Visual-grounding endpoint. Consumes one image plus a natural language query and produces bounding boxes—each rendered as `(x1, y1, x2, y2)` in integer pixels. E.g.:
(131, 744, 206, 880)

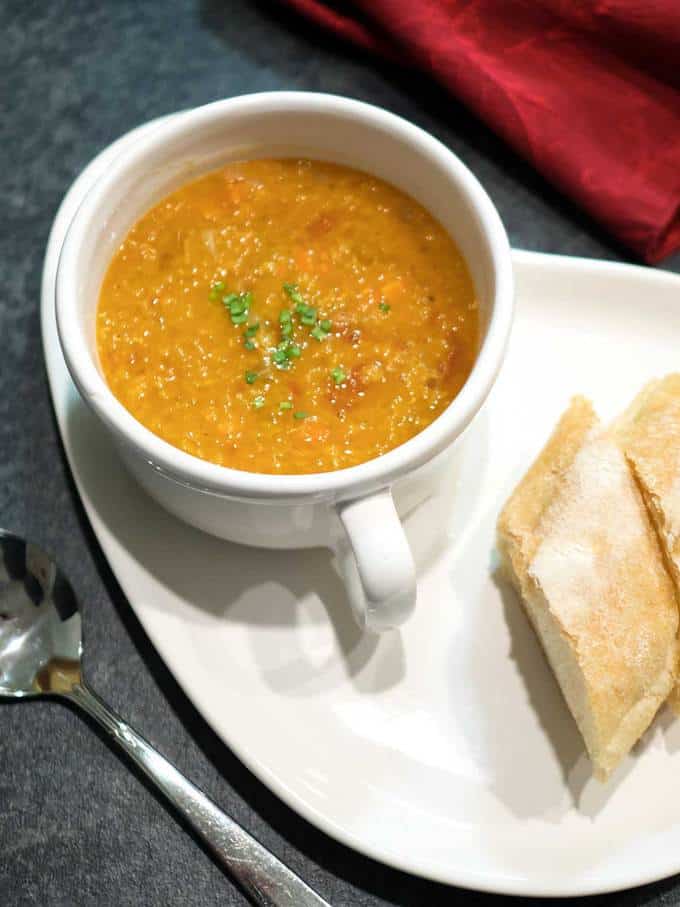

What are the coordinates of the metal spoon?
(0, 530, 330, 906)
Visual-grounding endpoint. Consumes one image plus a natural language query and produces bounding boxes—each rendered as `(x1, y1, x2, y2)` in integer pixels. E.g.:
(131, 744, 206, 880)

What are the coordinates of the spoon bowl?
(0, 531, 82, 697)
(0, 529, 328, 906)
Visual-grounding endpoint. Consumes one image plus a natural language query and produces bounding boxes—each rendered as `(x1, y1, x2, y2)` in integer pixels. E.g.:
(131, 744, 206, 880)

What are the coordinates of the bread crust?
(615, 375, 680, 586)
(616, 375, 680, 713)
(498, 398, 678, 780)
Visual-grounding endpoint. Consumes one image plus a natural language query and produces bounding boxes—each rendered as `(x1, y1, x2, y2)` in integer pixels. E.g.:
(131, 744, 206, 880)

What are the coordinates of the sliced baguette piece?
(498, 398, 678, 780)
(615, 375, 680, 587)
(615, 375, 680, 711)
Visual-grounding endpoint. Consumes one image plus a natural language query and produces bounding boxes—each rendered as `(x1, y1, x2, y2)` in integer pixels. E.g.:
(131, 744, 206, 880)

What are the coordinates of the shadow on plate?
(495, 567, 634, 814)
(65, 395, 413, 694)
(654, 705, 680, 756)
(63, 360, 493, 699)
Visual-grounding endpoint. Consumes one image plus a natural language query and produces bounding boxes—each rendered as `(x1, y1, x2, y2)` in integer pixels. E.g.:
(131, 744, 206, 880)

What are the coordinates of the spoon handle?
(67, 683, 330, 907)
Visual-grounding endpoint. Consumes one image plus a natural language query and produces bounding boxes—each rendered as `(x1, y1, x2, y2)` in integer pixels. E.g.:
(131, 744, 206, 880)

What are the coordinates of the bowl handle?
(334, 489, 416, 632)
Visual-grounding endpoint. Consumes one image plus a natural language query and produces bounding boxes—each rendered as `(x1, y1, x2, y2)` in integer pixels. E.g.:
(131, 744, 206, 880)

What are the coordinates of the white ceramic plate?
(42, 120, 680, 898)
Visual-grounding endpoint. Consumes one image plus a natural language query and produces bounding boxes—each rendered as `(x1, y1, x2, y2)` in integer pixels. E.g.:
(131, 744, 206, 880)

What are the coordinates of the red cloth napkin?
(282, 0, 680, 263)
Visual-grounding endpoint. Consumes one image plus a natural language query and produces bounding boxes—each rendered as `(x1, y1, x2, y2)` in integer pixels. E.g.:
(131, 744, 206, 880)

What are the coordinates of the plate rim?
(41, 116, 680, 898)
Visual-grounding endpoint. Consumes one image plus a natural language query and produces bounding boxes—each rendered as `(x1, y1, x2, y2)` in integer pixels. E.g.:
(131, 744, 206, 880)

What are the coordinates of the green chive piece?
(279, 401, 293, 411)
(279, 309, 292, 324)
(209, 280, 225, 300)
(310, 324, 326, 341)
(331, 367, 346, 385)
(283, 283, 305, 307)
(244, 339, 256, 351)
(223, 291, 252, 325)
(288, 344, 301, 358)
(253, 395, 265, 409)
(379, 302, 391, 313)
(294, 411, 307, 420)
(244, 322, 260, 337)
(320, 319, 332, 332)
(272, 349, 289, 367)
(300, 308, 317, 326)
(245, 370, 258, 384)
(281, 322, 293, 338)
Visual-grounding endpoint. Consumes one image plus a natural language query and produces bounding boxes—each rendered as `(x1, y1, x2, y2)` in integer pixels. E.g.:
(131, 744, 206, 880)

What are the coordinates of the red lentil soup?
(97, 159, 479, 474)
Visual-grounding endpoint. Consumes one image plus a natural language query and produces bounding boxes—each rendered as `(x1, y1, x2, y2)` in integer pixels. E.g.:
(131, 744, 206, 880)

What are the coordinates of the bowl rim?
(55, 91, 514, 501)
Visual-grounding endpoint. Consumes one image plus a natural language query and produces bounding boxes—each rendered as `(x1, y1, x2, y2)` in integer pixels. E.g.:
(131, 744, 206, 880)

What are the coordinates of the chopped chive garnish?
(253, 395, 265, 409)
(209, 280, 226, 300)
(272, 349, 289, 367)
(283, 283, 305, 307)
(283, 283, 331, 344)
(279, 401, 293, 411)
(245, 370, 258, 384)
(293, 411, 308, 420)
(331, 367, 346, 385)
(272, 338, 301, 367)
(244, 321, 260, 348)
(224, 295, 245, 314)
(379, 302, 391, 313)
(223, 291, 252, 325)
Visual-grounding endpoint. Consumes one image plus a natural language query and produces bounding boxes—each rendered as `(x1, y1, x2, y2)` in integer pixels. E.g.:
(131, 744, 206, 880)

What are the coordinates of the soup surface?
(97, 159, 479, 474)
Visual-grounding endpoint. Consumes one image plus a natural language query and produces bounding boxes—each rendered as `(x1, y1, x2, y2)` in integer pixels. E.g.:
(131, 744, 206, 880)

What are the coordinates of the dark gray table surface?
(2, 2, 680, 905)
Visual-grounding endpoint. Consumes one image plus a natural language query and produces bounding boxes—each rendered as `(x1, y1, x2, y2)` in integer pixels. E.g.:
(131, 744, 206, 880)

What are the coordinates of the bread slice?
(615, 375, 680, 587)
(497, 398, 678, 780)
(615, 375, 680, 710)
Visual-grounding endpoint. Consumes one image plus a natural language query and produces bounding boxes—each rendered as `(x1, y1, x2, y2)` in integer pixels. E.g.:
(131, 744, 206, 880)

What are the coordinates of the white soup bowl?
(56, 92, 513, 633)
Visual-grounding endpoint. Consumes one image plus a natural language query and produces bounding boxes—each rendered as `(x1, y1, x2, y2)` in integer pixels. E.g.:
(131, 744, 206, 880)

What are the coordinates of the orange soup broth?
(97, 159, 479, 474)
